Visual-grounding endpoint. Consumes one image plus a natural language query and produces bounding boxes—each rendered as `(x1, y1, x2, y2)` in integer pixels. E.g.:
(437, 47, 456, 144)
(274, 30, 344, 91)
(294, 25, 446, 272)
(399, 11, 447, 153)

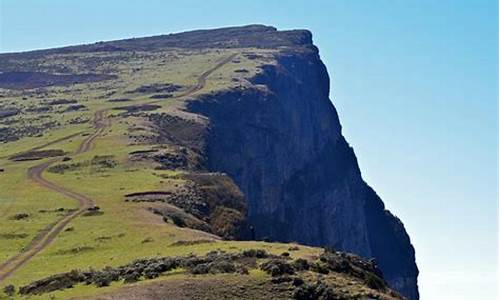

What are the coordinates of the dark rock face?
(189, 43, 419, 298)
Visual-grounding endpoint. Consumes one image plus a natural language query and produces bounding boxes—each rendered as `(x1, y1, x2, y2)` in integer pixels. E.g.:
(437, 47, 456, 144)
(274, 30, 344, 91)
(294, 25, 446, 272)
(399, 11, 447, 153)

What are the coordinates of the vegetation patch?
(108, 98, 131, 102)
(10, 149, 65, 161)
(82, 206, 103, 217)
(3, 285, 15, 297)
(0, 107, 20, 118)
(150, 206, 211, 233)
(68, 116, 90, 124)
(149, 93, 173, 99)
(46, 99, 78, 105)
(54, 246, 96, 256)
(10, 213, 30, 220)
(0, 232, 29, 239)
(125, 173, 248, 239)
(64, 104, 87, 112)
(48, 155, 117, 174)
(0, 71, 117, 90)
(148, 113, 206, 152)
(114, 104, 161, 114)
(26, 105, 51, 113)
(39, 207, 75, 214)
(210, 206, 246, 240)
(13, 248, 401, 299)
(260, 259, 295, 277)
(125, 191, 173, 202)
(126, 83, 181, 94)
(91, 155, 118, 170)
(15, 251, 232, 295)
(169, 239, 215, 247)
(129, 147, 190, 170)
(48, 161, 86, 174)
(0, 120, 59, 142)
(95, 236, 113, 242)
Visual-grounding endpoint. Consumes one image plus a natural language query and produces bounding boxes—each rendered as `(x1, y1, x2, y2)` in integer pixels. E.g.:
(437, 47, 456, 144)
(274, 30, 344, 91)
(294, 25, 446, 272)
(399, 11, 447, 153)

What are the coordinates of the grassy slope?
(0, 47, 311, 298)
(0, 44, 400, 300)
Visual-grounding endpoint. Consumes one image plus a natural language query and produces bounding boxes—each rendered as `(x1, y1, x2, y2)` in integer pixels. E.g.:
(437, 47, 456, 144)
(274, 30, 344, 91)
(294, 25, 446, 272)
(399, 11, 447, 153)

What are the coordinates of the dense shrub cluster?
(293, 281, 337, 300)
(18, 257, 180, 295)
(257, 249, 391, 300)
(317, 251, 387, 291)
(12, 248, 393, 299)
(48, 155, 117, 174)
(17, 249, 273, 296)
(260, 259, 295, 277)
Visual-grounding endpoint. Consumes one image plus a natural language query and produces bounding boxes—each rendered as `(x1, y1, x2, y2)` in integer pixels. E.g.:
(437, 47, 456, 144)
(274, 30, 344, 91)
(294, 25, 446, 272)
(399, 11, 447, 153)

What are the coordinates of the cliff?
(188, 28, 419, 299)
(0, 24, 418, 300)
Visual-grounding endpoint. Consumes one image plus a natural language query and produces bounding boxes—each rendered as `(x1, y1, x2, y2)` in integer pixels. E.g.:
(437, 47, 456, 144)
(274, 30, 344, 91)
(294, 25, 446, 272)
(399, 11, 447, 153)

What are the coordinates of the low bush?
(242, 249, 268, 258)
(292, 258, 309, 271)
(260, 259, 295, 277)
(11, 213, 29, 220)
(3, 285, 15, 297)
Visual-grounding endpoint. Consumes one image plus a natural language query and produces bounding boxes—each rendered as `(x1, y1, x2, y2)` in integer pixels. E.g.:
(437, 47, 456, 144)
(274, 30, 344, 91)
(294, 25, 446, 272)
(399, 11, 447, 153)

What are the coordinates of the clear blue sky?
(1, 1, 498, 299)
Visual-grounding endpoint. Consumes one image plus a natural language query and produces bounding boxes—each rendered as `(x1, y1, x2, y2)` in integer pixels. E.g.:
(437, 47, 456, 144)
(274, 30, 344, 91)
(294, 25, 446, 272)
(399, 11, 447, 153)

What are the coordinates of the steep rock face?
(189, 46, 419, 298)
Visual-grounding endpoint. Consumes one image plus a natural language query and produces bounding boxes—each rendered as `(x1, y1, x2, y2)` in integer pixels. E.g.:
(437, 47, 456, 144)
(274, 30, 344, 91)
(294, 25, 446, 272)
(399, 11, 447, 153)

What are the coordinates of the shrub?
(91, 155, 117, 169)
(19, 270, 83, 295)
(271, 276, 293, 284)
(12, 213, 29, 220)
(310, 262, 329, 274)
(292, 277, 304, 287)
(260, 259, 295, 277)
(3, 285, 15, 297)
(93, 273, 112, 287)
(292, 258, 309, 271)
(293, 282, 336, 300)
(209, 259, 236, 274)
(237, 266, 249, 274)
(293, 283, 317, 300)
(47, 162, 84, 174)
(242, 249, 268, 258)
(190, 263, 210, 274)
(170, 214, 186, 227)
(364, 272, 386, 291)
(123, 272, 141, 283)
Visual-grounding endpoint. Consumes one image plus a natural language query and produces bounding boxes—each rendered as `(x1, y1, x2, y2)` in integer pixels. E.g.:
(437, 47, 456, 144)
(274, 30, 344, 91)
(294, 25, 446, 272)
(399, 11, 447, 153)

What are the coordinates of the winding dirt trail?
(0, 53, 238, 283)
(0, 109, 107, 283)
(149, 53, 237, 104)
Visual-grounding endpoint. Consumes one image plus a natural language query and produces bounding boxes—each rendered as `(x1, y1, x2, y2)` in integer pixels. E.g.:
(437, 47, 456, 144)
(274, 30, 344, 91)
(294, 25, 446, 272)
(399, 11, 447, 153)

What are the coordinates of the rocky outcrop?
(189, 31, 419, 299)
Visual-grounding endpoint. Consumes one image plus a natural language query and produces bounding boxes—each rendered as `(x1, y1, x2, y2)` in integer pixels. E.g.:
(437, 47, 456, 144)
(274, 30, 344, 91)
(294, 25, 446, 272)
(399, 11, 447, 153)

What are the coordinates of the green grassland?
(0, 41, 404, 300)
(0, 47, 317, 299)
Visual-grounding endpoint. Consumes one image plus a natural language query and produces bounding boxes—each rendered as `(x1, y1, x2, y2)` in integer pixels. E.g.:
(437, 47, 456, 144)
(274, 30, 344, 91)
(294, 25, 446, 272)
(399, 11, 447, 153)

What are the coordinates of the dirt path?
(149, 53, 238, 104)
(0, 53, 238, 283)
(0, 109, 107, 283)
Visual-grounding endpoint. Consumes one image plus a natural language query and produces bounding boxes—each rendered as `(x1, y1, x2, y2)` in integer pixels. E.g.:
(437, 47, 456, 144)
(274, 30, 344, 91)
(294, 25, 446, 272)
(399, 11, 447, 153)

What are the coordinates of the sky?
(1, 1, 498, 299)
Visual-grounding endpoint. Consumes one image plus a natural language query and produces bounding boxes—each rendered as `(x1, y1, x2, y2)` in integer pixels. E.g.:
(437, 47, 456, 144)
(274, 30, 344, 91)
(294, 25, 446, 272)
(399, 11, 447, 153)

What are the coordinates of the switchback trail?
(0, 53, 238, 283)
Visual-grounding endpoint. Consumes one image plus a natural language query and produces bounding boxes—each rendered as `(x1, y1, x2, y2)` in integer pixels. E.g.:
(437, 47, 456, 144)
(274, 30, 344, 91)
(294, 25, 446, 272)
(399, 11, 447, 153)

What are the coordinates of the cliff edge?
(0, 24, 418, 300)
(188, 25, 419, 300)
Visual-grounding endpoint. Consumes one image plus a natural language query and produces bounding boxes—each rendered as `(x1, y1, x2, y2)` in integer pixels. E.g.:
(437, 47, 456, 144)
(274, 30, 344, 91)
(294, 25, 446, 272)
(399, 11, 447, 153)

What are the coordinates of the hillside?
(0, 25, 416, 299)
